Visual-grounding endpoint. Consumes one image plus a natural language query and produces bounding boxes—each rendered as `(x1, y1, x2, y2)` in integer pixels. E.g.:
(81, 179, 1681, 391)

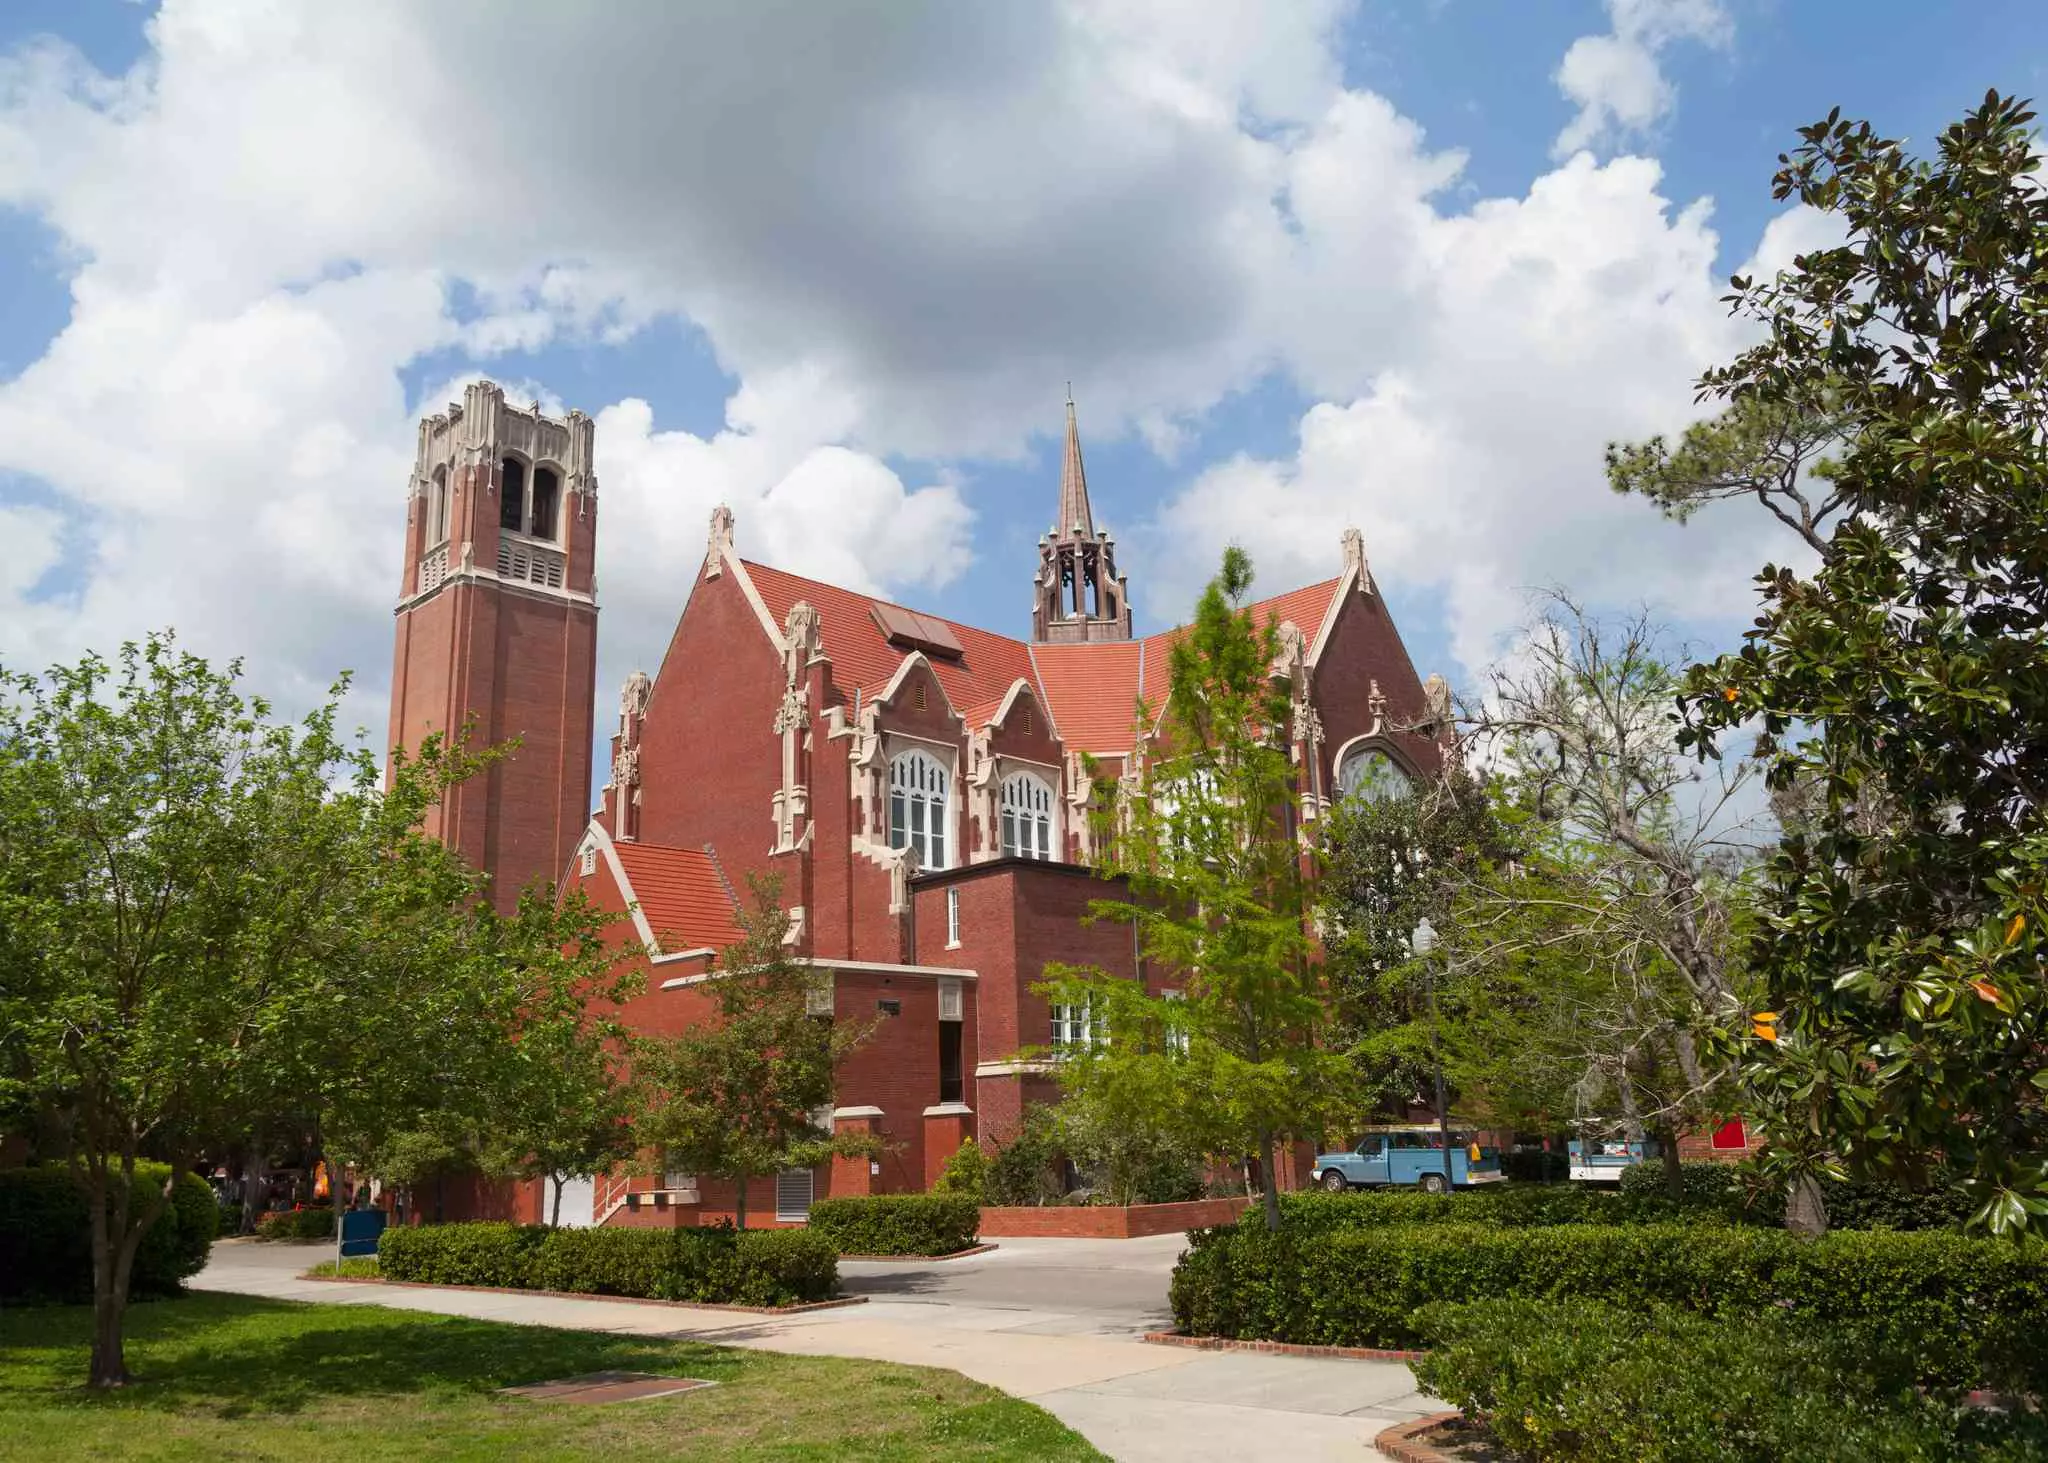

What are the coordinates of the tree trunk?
(1655, 1123, 1684, 1199)
(241, 1146, 267, 1235)
(1785, 1173, 1828, 1238)
(86, 1156, 173, 1388)
(734, 1172, 749, 1231)
(550, 1174, 564, 1229)
(1256, 1131, 1282, 1232)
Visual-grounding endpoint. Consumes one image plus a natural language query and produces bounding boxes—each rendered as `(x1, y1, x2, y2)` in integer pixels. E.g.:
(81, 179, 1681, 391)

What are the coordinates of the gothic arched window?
(1000, 770, 1055, 861)
(889, 748, 950, 870)
(1336, 744, 1410, 804)
(531, 466, 560, 540)
(429, 465, 449, 544)
(499, 457, 526, 532)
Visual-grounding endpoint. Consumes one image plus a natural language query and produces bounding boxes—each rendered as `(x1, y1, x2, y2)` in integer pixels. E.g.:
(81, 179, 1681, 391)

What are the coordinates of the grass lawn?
(0, 1292, 1105, 1461)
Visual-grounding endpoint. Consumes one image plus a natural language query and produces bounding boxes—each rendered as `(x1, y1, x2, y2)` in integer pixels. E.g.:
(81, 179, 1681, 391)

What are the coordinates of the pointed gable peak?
(1057, 389, 1096, 540)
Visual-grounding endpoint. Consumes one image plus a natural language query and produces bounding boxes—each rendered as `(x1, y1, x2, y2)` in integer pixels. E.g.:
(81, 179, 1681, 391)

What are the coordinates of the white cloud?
(1552, 0, 1731, 159)
(0, 0, 1791, 746)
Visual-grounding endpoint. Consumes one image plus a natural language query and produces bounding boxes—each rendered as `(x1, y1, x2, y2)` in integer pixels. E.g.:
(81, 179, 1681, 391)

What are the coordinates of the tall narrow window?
(888, 749, 950, 870)
(938, 1022, 963, 1104)
(499, 458, 526, 532)
(530, 466, 559, 540)
(946, 886, 961, 946)
(1000, 771, 1054, 860)
(429, 466, 449, 544)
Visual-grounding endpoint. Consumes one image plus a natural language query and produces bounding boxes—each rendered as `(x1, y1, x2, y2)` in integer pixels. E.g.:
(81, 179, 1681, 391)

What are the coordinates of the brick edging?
(297, 1272, 866, 1315)
(1140, 1331, 1427, 1363)
(839, 1243, 998, 1262)
(1374, 1412, 1469, 1463)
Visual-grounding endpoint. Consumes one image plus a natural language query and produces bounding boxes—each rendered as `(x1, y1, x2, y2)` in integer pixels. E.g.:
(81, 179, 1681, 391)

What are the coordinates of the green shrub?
(378, 1221, 539, 1287)
(1414, 1298, 2048, 1462)
(1169, 1222, 2048, 1392)
(255, 1207, 335, 1241)
(807, 1194, 981, 1256)
(1277, 1185, 1719, 1231)
(0, 1163, 216, 1303)
(376, 1220, 838, 1306)
(1617, 1157, 1742, 1204)
(932, 1139, 988, 1202)
(984, 1105, 1065, 1206)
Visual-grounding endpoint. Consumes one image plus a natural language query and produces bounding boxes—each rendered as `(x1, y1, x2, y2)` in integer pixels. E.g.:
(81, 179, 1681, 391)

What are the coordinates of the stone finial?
(705, 504, 736, 576)
(1423, 673, 1454, 728)
(1367, 678, 1388, 730)
(620, 669, 652, 721)
(1341, 527, 1367, 583)
(784, 600, 822, 661)
(1272, 620, 1307, 681)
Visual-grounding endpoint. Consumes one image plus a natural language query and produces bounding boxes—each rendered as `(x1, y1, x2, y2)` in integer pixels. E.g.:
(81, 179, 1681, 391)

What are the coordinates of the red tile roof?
(611, 842, 744, 952)
(737, 559, 1343, 757)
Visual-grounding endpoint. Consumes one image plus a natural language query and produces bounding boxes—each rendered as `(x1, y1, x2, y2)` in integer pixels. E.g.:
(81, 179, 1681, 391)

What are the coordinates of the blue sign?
(339, 1208, 386, 1258)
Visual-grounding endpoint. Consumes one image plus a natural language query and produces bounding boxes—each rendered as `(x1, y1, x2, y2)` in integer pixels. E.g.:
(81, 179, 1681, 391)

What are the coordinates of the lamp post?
(1411, 916, 1454, 1193)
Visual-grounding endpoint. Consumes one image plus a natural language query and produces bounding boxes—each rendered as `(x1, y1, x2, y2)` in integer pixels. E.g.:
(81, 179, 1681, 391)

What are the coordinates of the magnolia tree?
(1045, 548, 1355, 1233)
(1624, 93, 2048, 1233)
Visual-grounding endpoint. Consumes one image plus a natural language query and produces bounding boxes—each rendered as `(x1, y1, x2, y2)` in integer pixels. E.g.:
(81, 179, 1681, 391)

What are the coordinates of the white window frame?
(1162, 989, 1190, 1057)
(1050, 1001, 1104, 1051)
(888, 747, 951, 871)
(945, 886, 961, 947)
(1000, 769, 1056, 861)
(938, 976, 963, 1022)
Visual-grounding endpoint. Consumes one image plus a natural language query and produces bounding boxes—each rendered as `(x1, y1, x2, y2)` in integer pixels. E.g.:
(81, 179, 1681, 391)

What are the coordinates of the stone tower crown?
(1031, 395, 1133, 644)
(387, 377, 601, 915)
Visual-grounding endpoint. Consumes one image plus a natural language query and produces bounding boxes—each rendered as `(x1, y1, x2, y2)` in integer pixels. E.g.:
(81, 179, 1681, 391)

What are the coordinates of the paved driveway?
(198, 1235, 1436, 1462)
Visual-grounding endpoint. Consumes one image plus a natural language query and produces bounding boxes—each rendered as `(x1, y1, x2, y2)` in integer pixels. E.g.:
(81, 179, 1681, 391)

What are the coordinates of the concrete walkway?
(198, 1236, 1435, 1462)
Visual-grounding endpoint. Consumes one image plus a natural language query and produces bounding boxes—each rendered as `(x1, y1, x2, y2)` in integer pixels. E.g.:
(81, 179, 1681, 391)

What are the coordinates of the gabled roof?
(736, 557, 1343, 756)
(745, 560, 1038, 712)
(610, 841, 744, 952)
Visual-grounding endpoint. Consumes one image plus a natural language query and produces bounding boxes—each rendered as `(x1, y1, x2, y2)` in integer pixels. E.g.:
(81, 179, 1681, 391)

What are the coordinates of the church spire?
(1058, 387, 1095, 539)
(1032, 392, 1132, 644)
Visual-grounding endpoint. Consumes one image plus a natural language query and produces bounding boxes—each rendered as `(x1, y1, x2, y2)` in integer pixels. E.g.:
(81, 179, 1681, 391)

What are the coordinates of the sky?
(3, 0, 2045, 781)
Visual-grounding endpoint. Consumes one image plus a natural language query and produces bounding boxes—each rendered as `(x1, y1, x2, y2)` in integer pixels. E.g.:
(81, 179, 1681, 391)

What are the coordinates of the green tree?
(1607, 392, 1852, 559)
(1321, 766, 1511, 1114)
(0, 635, 511, 1385)
(633, 877, 877, 1228)
(478, 888, 643, 1228)
(1046, 548, 1354, 1232)
(1669, 93, 2048, 1233)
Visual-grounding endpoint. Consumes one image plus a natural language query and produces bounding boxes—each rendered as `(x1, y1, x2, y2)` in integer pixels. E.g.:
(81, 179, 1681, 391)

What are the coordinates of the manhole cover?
(499, 1371, 717, 1404)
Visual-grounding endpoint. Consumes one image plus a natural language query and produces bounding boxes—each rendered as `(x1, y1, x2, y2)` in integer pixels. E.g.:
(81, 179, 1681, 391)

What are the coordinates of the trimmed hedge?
(0, 1163, 217, 1303)
(1414, 1298, 2048, 1462)
(255, 1207, 335, 1241)
(1278, 1186, 1722, 1231)
(1170, 1222, 2048, 1392)
(377, 1221, 838, 1307)
(806, 1195, 980, 1256)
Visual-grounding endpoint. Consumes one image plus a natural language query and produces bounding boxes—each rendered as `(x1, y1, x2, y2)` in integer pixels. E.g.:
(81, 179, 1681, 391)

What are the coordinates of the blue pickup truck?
(1313, 1128, 1504, 1194)
(1568, 1136, 1662, 1183)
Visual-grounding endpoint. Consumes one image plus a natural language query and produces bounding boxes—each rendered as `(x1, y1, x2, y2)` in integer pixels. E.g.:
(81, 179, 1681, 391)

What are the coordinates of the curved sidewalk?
(198, 1235, 1435, 1462)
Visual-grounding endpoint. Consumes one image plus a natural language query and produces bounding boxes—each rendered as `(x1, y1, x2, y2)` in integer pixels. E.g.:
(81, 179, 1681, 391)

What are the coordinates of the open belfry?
(388, 381, 1455, 1226)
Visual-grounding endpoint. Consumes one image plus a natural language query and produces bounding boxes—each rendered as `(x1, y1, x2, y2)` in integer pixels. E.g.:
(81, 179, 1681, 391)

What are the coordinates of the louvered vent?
(775, 1168, 814, 1223)
(938, 977, 963, 1023)
(418, 544, 449, 593)
(496, 540, 567, 590)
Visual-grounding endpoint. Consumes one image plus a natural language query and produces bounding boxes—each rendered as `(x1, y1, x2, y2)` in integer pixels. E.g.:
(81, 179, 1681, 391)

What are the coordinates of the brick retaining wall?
(979, 1196, 1250, 1238)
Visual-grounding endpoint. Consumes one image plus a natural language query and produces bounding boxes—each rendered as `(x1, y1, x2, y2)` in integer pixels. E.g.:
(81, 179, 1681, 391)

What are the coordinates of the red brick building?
(388, 386, 1453, 1225)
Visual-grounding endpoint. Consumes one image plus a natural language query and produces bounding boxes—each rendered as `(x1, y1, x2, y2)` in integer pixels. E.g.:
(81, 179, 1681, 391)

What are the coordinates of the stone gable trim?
(580, 820, 660, 954)
(715, 543, 788, 656)
(1305, 561, 1359, 671)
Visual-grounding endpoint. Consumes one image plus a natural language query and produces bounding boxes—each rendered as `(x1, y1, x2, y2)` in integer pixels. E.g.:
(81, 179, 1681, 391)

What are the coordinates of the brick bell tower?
(386, 380, 599, 913)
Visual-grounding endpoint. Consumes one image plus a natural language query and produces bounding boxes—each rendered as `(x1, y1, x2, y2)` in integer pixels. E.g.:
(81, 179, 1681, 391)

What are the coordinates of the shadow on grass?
(0, 1293, 760, 1419)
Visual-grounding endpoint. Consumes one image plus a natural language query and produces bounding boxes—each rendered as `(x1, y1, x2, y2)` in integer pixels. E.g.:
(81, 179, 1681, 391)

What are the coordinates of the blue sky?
(2, 1, 2044, 774)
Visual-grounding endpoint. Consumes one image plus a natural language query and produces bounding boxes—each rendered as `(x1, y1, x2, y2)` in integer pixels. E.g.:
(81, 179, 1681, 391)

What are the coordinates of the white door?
(554, 1175, 597, 1227)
